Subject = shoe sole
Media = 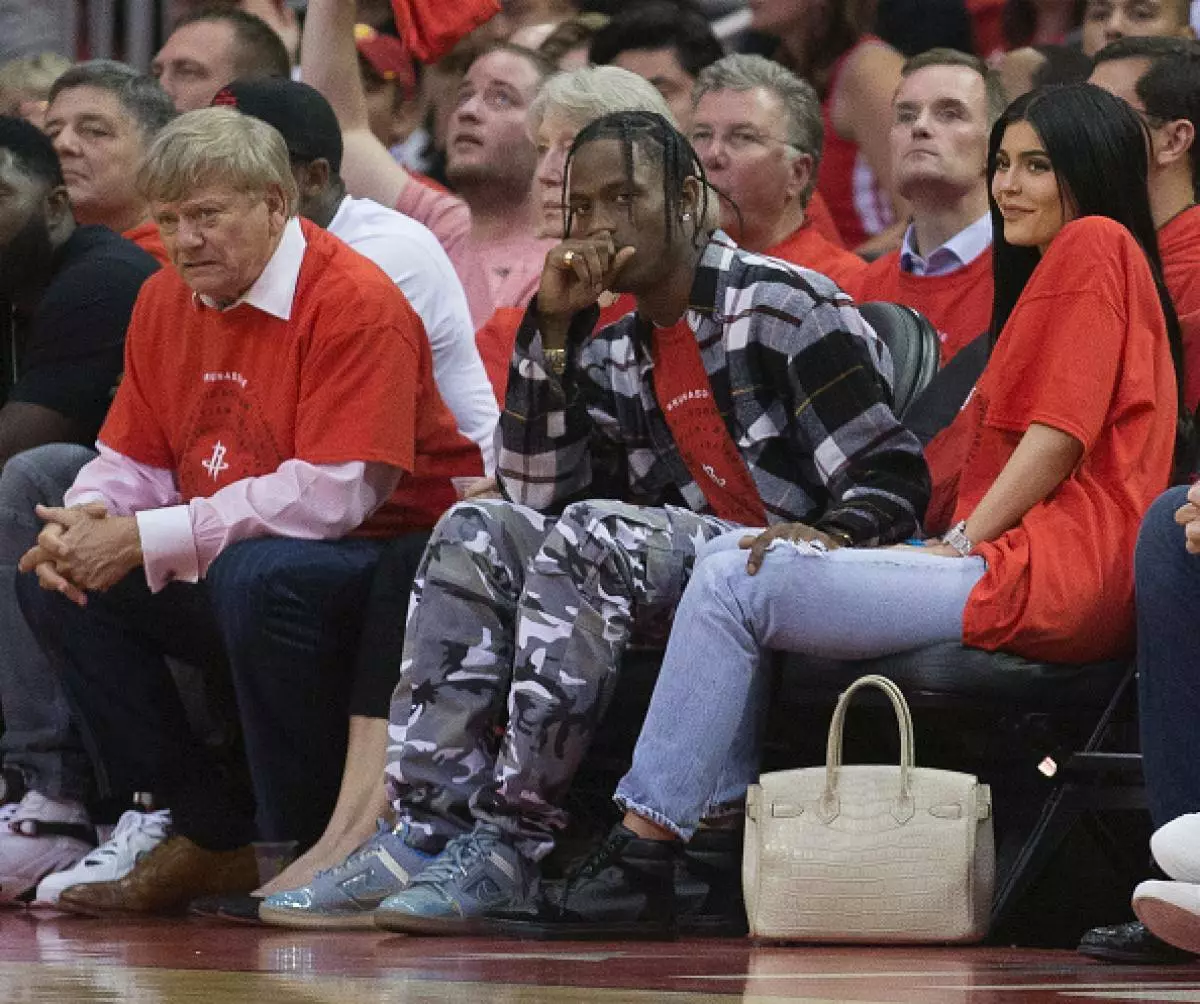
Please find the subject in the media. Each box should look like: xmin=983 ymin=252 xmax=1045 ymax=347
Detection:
xmin=0 ymin=888 xmax=35 ymax=907
xmin=1077 ymin=939 xmax=1198 ymax=964
xmin=477 ymin=916 xmax=677 ymax=941
xmin=373 ymin=910 xmax=487 ymax=936
xmin=259 ymin=904 xmax=382 ymax=931
xmin=189 ymin=903 xmax=264 ymax=925
xmin=54 ymin=897 xmax=190 ymax=918
xmin=1134 ymin=898 xmax=1200 ymax=956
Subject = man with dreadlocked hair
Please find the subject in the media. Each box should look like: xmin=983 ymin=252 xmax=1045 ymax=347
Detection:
xmin=367 ymin=111 xmax=930 ymax=938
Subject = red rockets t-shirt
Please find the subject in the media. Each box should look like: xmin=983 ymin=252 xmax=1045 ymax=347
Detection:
xmin=100 ymin=219 xmax=482 ymax=535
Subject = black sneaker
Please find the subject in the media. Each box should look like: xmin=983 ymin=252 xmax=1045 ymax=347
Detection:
xmin=0 ymin=768 xmax=26 ymax=806
xmin=1078 ymin=920 xmax=1198 ymax=964
xmin=189 ymin=892 xmax=263 ymax=924
xmin=676 ymin=827 xmax=748 ymax=937
xmin=482 ymin=823 xmax=679 ymax=940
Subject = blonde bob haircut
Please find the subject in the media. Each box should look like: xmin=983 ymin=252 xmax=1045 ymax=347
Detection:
xmin=137 ymin=106 xmax=298 ymax=215
xmin=527 ymin=65 xmax=676 ymax=137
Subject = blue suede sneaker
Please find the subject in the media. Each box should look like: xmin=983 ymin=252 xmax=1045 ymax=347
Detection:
xmin=259 ymin=821 xmax=436 ymax=930
xmin=372 ymin=823 xmax=534 ymax=935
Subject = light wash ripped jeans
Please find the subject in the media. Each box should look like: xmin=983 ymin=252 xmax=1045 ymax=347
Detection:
xmin=613 ymin=531 xmax=986 ymax=839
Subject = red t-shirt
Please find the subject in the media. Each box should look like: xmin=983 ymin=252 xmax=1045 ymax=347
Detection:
xmin=967 ymin=0 xmax=1007 ymax=58
xmin=805 ymin=191 xmax=845 ymax=248
xmin=100 ymin=219 xmax=482 ymax=536
xmin=852 ymin=249 xmax=993 ymax=366
xmin=928 ymin=217 xmax=1176 ymax=664
xmin=123 ymin=220 xmax=170 ymax=267
xmin=1159 ymin=204 xmax=1200 ymax=410
xmin=766 ymin=221 xmax=868 ymax=292
xmin=389 ymin=0 xmax=499 ymax=61
xmin=817 ymin=36 xmax=894 ymax=249
xmin=475 ymin=293 xmax=637 ymax=405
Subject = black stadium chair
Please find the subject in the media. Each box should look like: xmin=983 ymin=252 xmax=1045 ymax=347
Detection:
xmin=858 ymin=301 xmax=941 ymax=419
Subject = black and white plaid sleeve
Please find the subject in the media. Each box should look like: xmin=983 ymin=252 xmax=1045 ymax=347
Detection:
xmin=496 ymin=300 xmax=629 ymax=511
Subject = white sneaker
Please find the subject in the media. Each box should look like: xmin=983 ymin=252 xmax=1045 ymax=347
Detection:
xmin=0 ymin=792 xmax=93 ymax=904
xmin=34 ymin=808 xmax=172 ymax=907
xmin=1151 ymin=813 xmax=1200 ymax=883
xmin=1133 ymin=879 xmax=1200 ymax=955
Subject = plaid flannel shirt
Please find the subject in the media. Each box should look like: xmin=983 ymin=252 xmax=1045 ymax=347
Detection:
xmin=498 ymin=235 xmax=930 ymax=545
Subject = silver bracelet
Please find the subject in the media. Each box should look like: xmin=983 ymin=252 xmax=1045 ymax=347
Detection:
xmin=941 ymin=520 xmax=973 ymax=557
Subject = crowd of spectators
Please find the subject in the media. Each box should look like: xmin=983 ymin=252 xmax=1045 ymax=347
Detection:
xmin=0 ymin=0 xmax=1197 ymax=961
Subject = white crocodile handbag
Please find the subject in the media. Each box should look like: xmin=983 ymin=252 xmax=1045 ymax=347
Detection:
xmin=743 ymin=673 xmax=994 ymax=943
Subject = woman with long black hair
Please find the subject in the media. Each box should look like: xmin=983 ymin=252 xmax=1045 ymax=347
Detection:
xmin=495 ymin=83 xmax=1194 ymax=937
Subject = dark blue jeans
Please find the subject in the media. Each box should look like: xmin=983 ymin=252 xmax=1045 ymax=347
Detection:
xmin=1136 ymin=486 xmax=1200 ymax=828
xmin=17 ymin=536 xmax=385 ymax=850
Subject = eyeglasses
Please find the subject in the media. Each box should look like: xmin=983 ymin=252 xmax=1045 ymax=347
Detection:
xmin=689 ymin=127 xmax=799 ymax=154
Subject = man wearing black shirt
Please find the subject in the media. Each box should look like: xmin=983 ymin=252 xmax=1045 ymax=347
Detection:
xmin=0 ymin=116 xmax=158 ymax=906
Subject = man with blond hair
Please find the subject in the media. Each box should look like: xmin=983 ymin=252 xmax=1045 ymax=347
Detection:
xmin=14 ymin=107 xmax=485 ymax=915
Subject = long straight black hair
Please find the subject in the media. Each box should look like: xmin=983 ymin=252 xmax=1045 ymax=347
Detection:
xmin=987 ymin=83 xmax=1195 ymax=475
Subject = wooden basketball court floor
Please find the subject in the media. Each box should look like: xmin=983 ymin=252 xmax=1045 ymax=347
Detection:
xmin=1 ymin=915 xmax=1199 ymax=1003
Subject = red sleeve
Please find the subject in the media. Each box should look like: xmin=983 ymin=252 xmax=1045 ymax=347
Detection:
xmin=295 ymin=300 xmax=420 ymax=472
xmin=982 ymin=219 xmax=1151 ymax=452
xmin=389 ymin=0 xmax=500 ymax=61
xmin=984 ymin=288 xmax=1125 ymax=452
xmin=123 ymin=222 xmax=171 ymax=268
xmin=475 ymin=307 xmax=524 ymax=407
xmin=96 ymin=285 xmax=175 ymax=468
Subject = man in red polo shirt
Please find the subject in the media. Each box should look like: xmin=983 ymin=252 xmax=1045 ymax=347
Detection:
xmin=15 ymin=106 xmax=483 ymax=915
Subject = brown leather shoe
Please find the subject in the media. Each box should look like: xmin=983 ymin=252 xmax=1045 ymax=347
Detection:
xmin=58 ymin=836 xmax=258 ymax=915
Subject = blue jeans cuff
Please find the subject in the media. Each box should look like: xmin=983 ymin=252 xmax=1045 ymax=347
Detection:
xmin=612 ymin=791 xmax=691 ymax=840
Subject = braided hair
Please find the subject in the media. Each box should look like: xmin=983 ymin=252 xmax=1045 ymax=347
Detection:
xmin=562 ymin=110 xmax=711 ymax=249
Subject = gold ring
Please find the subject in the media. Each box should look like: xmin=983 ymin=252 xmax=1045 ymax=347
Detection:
xmin=562 ymin=250 xmax=576 ymax=265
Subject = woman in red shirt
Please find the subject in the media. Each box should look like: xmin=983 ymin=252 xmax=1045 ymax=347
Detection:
xmin=749 ymin=0 xmax=906 ymax=254
xmin=499 ymin=84 xmax=1195 ymax=937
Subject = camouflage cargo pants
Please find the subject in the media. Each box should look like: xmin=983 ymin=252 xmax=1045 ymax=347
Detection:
xmin=384 ymin=498 xmax=736 ymax=860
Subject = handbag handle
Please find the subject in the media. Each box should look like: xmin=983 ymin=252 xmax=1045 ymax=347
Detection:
xmin=819 ymin=674 xmax=916 ymax=823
